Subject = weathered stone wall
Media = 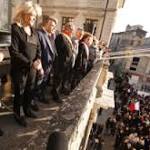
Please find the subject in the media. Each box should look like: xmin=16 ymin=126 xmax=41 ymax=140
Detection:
xmin=10 ymin=0 xmax=125 ymax=44
xmin=0 ymin=0 xmax=10 ymax=30
xmin=39 ymin=0 xmax=124 ymax=44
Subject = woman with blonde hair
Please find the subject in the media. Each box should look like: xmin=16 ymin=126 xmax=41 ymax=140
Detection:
xmin=9 ymin=1 xmax=42 ymax=127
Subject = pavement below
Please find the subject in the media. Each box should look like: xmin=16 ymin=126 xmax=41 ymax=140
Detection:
xmin=97 ymin=108 xmax=115 ymax=150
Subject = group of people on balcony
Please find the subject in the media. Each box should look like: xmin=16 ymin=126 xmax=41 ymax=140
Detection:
xmin=0 ymin=1 xmax=109 ymax=129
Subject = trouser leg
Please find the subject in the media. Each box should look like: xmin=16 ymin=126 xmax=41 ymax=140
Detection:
xmin=62 ymin=66 xmax=72 ymax=94
xmin=0 ymin=128 xmax=4 ymax=136
xmin=51 ymin=69 xmax=63 ymax=101
xmin=11 ymin=71 xmax=27 ymax=116
xmin=23 ymin=68 xmax=37 ymax=112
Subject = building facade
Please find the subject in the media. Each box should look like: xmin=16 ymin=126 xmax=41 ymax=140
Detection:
xmin=41 ymin=0 xmax=125 ymax=44
xmin=125 ymin=47 xmax=150 ymax=92
xmin=109 ymin=25 xmax=150 ymax=92
xmin=11 ymin=0 xmax=125 ymax=45
xmin=109 ymin=25 xmax=147 ymax=51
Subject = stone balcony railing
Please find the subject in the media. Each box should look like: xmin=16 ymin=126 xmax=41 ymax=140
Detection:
xmin=0 ymin=61 xmax=114 ymax=150
xmin=47 ymin=61 xmax=103 ymax=150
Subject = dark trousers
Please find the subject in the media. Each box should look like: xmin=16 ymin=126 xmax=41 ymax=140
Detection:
xmin=52 ymin=62 xmax=72 ymax=98
xmin=62 ymin=64 xmax=72 ymax=93
xmin=52 ymin=69 xmax=64 ymax=97
xmin=11 ymin=67 xmax=37 ymax=116
xmin=71 ymin=67 xmax=85 ymax=90
xmin=33 ymin=67 xmax=51 ymax=99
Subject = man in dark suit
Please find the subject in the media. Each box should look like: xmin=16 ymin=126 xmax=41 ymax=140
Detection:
xmin=73 ymin=32 xmax=93 ymax=86
xmin=36 ymin=15 xmax=58 ymax=104
xmin=51 ymin=22 xmax=75 ymax=102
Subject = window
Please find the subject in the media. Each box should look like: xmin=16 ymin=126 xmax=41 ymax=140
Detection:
xmin=130 ymin=57 xmax=140 ymax=71
xmin=130 ymin=67 xmax=136 ymax=71
xmin=132 ymin=32 xmax=136 ymax=36
xmin=131 ymin=57 xmax=140 ymax=66
xmin=117 ymin=38 xmax=120 ymax=45
xmin=137 ymin=40 xmax=142 ymax=46
xmin=130 ymin=40 xmax=134 ymax=45
xmin=84 ymin=19 xmax=98 ymax=35
xmin=0 ymin=0 xmax=10 ymax=31
xmin=61 ymin=17 xmax=74 ymax=30
xmin=133 ymin=57 xmax=140 ymax=62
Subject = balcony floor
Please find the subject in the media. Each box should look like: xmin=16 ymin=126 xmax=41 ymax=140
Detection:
xmin=0 ymin=78 xmax=64 ymax=150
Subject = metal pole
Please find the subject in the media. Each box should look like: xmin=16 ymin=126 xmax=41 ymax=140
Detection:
xmin=109 ymin=48 xmax=150 ymax=56
xmin=101 ymin=53 xmax=150 ymax=60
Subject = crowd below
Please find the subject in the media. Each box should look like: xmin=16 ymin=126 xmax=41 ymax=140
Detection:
xmin=106 ymin=73 xmax=150 ymax=150
xmin=85 ymin=72 xmax=149 ymax=150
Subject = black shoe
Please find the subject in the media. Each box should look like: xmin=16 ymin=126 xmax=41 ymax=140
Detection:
xmin=61 ymin=86 xmax=71 ymax=95
xmin=14 ymin=114 xmax=27 ymax=127
xmin=38 ymin=97 xmax=49 ymax=104
xmin=38 ymin=92 xmax=49 ymax=104
xmin=31 ymin=101 xmax=39 ymax=112
xmin=62 ymin=89 xmax=70 ymax=95
xmin=24 ymin=109 xmax=37 ymax=118
xmin=53 ymin=95 xmax=63 ymax=104
xmin=51 ymin=89 xmax=62 ymax=103
xmin=0 ymin=128 xmax=4 ymax=136
xmin=55 ymin=98 xmax=63 ymax=104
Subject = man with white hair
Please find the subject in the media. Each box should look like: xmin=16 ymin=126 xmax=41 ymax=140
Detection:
xmin=51 ymin=22 xmax=75 ymax=102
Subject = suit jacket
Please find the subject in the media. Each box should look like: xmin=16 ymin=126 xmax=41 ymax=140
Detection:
xmin=37 ymin=28 xmax=56 ymax=71
xmin=75 ymin=42 xmax=89 ymax=73
xmin=9 ymin=23 xmax=41 ymax=72
xmin=55 ymin=33 xmax=74 ymax=71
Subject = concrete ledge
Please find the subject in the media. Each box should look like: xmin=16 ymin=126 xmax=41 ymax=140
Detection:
xmin=47 ymin=61 xmax=103 ymax=150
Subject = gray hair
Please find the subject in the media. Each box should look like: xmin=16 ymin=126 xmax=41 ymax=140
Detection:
xmin=42 ymin=15 xmax=58 ymax=25
xmin=13 ymin=1 xmax=42 ymax=23
xmin=63 ymin=22 xmax=75 ymax=31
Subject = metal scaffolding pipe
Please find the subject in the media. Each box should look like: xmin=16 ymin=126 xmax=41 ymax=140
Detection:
xmin=101 ymin=53 xmax=150 ymax=60
xmin=109 ymin=48 xmax=150 ymax=56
